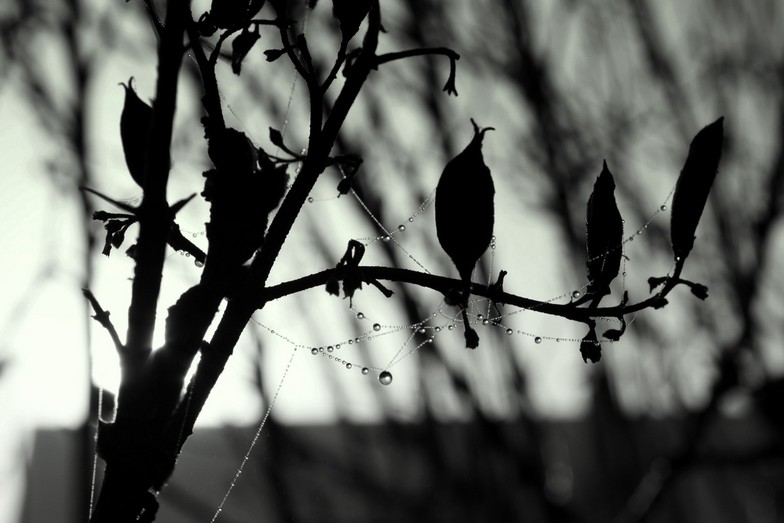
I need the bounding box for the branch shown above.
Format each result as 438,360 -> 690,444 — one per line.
257,265 -> 687,324
186,19 -> 224,127
82,288 -> 125,357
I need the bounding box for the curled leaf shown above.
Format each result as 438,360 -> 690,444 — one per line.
231,25 -> 261,75
585,160 -> 623,297
580,327 -> 601,363
264,48 -> 287,62
670,117 -> 724,262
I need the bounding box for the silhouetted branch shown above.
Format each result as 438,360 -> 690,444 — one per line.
82,289 -> 125,357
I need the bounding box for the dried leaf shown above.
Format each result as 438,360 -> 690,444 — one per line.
119,77 -> 153,187
585,160 -> 623,296
670,117 -> 724,261
231,26 -> 261,75
580,328 -> 601,363
331,0 -> 372,41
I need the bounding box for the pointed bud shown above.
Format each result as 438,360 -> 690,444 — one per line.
119,77 -> 153,187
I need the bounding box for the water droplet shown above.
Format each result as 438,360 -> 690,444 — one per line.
356,312 -> 365,319
307,197 -> 314,203
622,271 -> 627,277
477,314 -> 484,320
335,344 -> 341,350
447,324 -> 455,331
398,224 -> 406,232
354,337 -> 361,343
637,230 -> 643,235
660,205 -> 667,211
327,346 -> 334,353
361,367 -> 369,375
310,348 -> 318,355
192,233 -> 198,238
418,327 -> 426,334
506,328 -> 513,336
491,235 -> 496,241
408,217 -> 414,223
373,323 -> 381,332
328,355 -> 333,359
482,319 -> 489,325
378,371 -> 393,386
185,252 -> 191,257
382,236 -> 391,243
555,338 -> 561,342
572,290 -> 581,299
432,313 -> 437,318
427,337 -> 434,343
435,327 -> 441,332
318,347 -> 324,352
534,336 -> 543,344
345,363 -> 352,370
348,339 -> 354,345
194,259 -> 204,267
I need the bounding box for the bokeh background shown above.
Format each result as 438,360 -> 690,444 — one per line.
1,0 -> 783,521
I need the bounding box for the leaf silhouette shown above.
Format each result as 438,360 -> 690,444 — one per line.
331,0 -> 372,42
208,0 -> 265,29
580,327 -> 601,363
231,25 -> 261,75
435,120 -> 495,285
119,77 -> 153,187
670,117 -> 724,261
585,160 -> 623,297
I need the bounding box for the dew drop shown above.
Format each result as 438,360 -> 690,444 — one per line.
192,233 -> 198,238
185,252 -> 191,257
345,363 -> 352,370
318,347 -> 324,352
382,236 -> 391,243
660,205 -> 667,211
373,323 -> 381,332
534,336 -> 543,344
572,290 -> 581,299
361,367 -> 369,375
506,328 -> 513,336
398,224 -> 406,232
348,339 -> 354,345
477,314 -> 484,321
418,327 -> 426,334
434,327 -> 441,332
555,338 -> 561,343
447,324 -> 455,331
310,348 -> 318,355
408,217 -> 414,223
378,370 -> 393,386
307,197 -> 314,203
327,346 -> 334,353
335,344 -> 341,350
354,337 -> 361,343
482,319 -> 489,325
194,259 -> 204,267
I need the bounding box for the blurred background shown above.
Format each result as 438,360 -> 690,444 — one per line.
1,0 -> 783,521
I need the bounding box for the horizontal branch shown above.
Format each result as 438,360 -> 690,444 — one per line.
259,266 -> 681,324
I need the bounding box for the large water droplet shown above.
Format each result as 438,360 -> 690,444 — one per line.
505,328 -> 513,336
345,363 -> 352,370
194,259 -> 204,268
310,348 -> 318,355
361,367 -> 369,375
356,312 -> 365,320
378,371 -> 393,386
373,323 -> 381,332
307,197 -> 314,203
327,346 -> 334,353
398,224 -> 406,232
660,205 -> 667,211
572,290 -> 581,299
418,327 -> 426,334
534,336 -> 543,344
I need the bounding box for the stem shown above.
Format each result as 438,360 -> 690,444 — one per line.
256,265 -> 692,324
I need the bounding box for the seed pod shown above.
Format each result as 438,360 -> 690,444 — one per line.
670,117 -> 724,262
119,77 -> 153,187
435,120 -> 495,285
585,160 -> 623,297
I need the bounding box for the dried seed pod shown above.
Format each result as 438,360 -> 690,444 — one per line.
585,160 -> 623,297
670,117 -> 724,262
119,77 -> 153,187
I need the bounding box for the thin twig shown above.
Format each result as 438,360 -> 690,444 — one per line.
82,288 -> 125,357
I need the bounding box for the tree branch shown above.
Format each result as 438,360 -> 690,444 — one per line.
82,288 -> 124,357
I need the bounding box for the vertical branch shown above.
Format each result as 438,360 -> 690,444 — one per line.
124,0 -> 190,383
